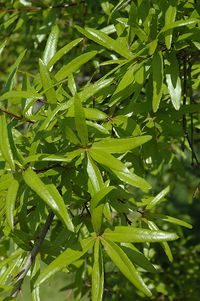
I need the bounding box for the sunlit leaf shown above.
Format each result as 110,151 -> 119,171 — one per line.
101,238 -> 152,296
103,226 -> 178,242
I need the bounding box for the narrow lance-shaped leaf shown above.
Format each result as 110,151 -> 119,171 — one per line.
152,51 -> 163,112
146,185 -> 170,210
55,51 -> 97,81
74,93 -> 88,145
3,49 -> 26,93
121,243 -> 157,273
147,220 -> 173,262
101,238 -> 152,297
164,0 -> 177,49
6,177 -> 19,230
165,51 -> 181,110
47,38 -> 83,69
35,237 -> 94,286
113,170 -> 151,192
75,26 -> 133,59
42,25 -> 59,66
23,168 -> 74,231
152,214 -> 192,229
0,113 -> 15,170
92,135 -> 152,153
89,149 -> 128,173
92,239 -> 104,301
0,91 -> 40,103
103,226 -> 178,243
87,154 -> 104,232
39,59 -> 57,104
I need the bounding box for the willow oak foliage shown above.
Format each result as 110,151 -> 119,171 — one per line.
0,0 -> 199,300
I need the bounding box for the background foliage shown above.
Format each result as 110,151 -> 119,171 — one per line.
0,0 -> 200,300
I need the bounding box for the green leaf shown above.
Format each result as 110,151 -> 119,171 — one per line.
146,185 -> 170,210
101,238 -> 152,296
0,40 -> 7,56
147,220 -> 173,262
121,243 -> 157,273
0,91 -> 40,102
152,51 -> 163,112
55,51 -> 97,81
160,18 -> 199,34
39,59 -> 57,104
153,214 -> 192,229
113,170 -> 151,192
89,149 -> 128,172
164,1 -> 177,49
47,38 -> 83,69
91,186 -> 114,233
74,94 -> 88,145
0,114 -> 15,170
42,25 -> 59,66
22,168 -> 74,231
75,26 -> 133,59
6,177 -> 19,230
3,49 -> 26,93
110,66 -> 135,105
87,153 -> 103,193
165,51 -> 181,110
92,239 -> 104,301
35,237 -> 94,286
67,107 -> 108,121
103,226 -> 178,243
92,136 -> 151,153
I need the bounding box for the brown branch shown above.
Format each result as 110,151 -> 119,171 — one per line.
11,211 -> 54,298
0,108 -> 35,124
0,2 -> 85,13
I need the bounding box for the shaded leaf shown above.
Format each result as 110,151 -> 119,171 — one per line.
101,238 -> 152,296
74,94 -> 88,145
39,59 -> 57,104
152,51 -> 163,112
35,237 -> 94,286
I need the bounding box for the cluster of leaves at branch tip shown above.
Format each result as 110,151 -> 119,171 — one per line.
0,0 -> 198,300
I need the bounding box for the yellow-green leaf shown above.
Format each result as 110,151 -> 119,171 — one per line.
92,239 -> 104,301
92,136 -> 151,153
23,168 -> 74,231
0,114 -> 15,170
103,226 -> 178,243
6,177 -> 19,230
164,1 -> 177,49
42,25 -> 59,66
101,238 -> 152,296
55,51 -> 97,81
39,59 -> 57,104
35,237 -> 94,286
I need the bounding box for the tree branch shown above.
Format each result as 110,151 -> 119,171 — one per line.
11,211 -> 54,298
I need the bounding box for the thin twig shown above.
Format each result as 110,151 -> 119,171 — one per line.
11,211 -> 54,298
0,108 -> 35,124
0,2 -> 85,13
